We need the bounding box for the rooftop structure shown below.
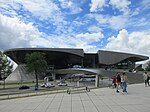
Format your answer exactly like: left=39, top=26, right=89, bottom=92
left=4, top=48, right=149, bottom=69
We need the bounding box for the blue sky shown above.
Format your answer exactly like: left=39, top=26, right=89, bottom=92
left=0, top=0, right=150, bottom=59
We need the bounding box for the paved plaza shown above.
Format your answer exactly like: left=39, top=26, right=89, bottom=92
left=0, top=83, right=150, bottom=112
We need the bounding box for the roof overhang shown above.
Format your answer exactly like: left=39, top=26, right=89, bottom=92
left=4, top=48, right=84, bottom=64
left=98, top=50, right=149, bottom=65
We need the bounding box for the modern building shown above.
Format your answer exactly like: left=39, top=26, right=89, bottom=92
left=4, top=48, right=149, bottom=86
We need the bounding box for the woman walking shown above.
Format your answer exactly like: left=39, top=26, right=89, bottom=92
left=122, top=72, right=128, bottom=92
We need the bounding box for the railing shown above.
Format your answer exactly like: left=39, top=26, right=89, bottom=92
left=67, top=86, right=90, bottom=94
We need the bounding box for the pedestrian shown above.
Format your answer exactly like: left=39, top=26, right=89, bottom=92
left=122, top=72, right=128, bottom=92
left=147, top=72, right=150, bottom=86
left=120, top=74, right=124, bottom=89
left=112, top=75, right=117, bottom=88
left=116, top=72, right=121, bottom=93
left=143, top=71, right=148, bottom=87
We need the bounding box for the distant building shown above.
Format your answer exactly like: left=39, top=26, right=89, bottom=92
left=4, top=48, right=149, bottom=82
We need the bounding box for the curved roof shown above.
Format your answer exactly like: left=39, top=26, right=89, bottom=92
left=4, top=48, right=84, bottom=64
left=4, top=48, right=84, bottom=57
left=4, top=48, right=149, bottom=66
left=98, top=50, right=149, bottom=65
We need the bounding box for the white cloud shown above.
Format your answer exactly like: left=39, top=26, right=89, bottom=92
left=91, top=14, right=107, bottom=24
left=90, top=0, right=106, bottom=12
left=106, top=29, right=150, bottom=57
left=18, top=0, right=60, bottom=20
left=0, top=0, right=69, bottom=35
left=142, top=0, right=150, bottom=10
left=88, top=14, right=128, bottom=30
left=0, top=0, right=63, bottom=21
left=29, top=31, right=104, bottom=53
left=0, top=14, right=49, bottom=50
left=109, top=15, right=128, bottom=30
left=109, top=0, right=131, bottom=15
left=59, top=0, right=73, bottom=8
left=88, top=26, right=102, bottom=32
left=59, top=0, right=82, bottom=14
left=76, top=45, right=99, bottom=53
left=76, top=32, right=104, bottom=42
left=107, top=29, right=129, bottom=51
left=131, top=8, right=140, bottom=16
left=0, top=14, right=104, bottom=53
left=74, top=32, right=104, bottom=52
left=46, top=32, right=104, bottom=53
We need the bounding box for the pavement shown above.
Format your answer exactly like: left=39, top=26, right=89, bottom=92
left=0, top=83, right=150, bottom=112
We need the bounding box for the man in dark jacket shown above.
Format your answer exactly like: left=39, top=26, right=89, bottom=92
left=116, top=72, right=121, bottom=93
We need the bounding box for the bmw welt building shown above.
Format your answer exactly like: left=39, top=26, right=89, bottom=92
left=4, top=48, right=149, bottom=86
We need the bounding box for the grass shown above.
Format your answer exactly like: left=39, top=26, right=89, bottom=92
left=0, top=80, right=45, bottom=90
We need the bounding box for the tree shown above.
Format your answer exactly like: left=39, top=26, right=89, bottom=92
left=145, top=61, right=150, bottom=71
left=25, top=52, right=47, bottom=90
left=0, top=51, right=13, bottom=88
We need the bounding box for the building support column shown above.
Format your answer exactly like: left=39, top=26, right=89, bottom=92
left=95, top=75, right=100, bottom=87
left=77, top=81, right=80, bottom=87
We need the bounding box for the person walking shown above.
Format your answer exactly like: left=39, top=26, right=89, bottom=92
left=112, top=75, right=117, bottom=88
left=143, top=71, right=148, bottom=87
left=122, top=72, right=128, bottom=92
left=120, top=74, right=124, bottom=89
left=116, top=72, right=121, bottom=93
left=147, top=72, right=150, bottom=86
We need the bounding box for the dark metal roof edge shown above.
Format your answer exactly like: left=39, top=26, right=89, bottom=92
left=98, top=50, right=149, bottom=59
left=4, top=48, right=84, bottom=57
left=4, top=47, right=83, bottom=52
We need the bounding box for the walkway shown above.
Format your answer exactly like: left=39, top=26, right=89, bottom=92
left=0, top=83, right=150, bottom=112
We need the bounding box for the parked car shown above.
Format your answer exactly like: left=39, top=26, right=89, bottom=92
left=45, top=83, right=55, bottom=88
left=58, top=82, right=68, bottom=86
left=41, top=83, right=46, bottom=88
left=41, top=83, right=55, bottom=88
left=72, top=65, right=82, bottom=68
left=19, top=85, right=30, bottom=90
